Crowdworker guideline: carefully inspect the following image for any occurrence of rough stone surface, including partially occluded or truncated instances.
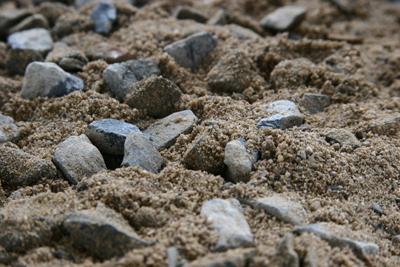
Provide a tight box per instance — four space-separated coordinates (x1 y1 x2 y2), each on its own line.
275 234 300 267
103 59 160 101
0 9 31 36
86 118 140 155
125 76 182 118
144 110 198 150
173 6 207 23
300 93 331 114
0 113 19 143
260 5 306 32
7 28 53 53
164 31 217 70
201 198 254 251
90 2 117 35
223 139 253 183
46 42 88 71
8 14 49 34
6 48 43 75
325 128 361 148
53 134 106 184
21 62 84 99
121 132 164 173
257 100 305 129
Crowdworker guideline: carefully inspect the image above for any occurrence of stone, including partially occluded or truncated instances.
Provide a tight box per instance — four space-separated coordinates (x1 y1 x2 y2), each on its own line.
300 93 331 114
86 118 140 155
164 32 217 70
371 202 383 215
257 100 305 129
85 42 135 63
201 198 254 250
103 59 160 101
227 24 261 40
327 0 358 15
0 143 56 189
173 6 208 23
90 1 117 35
21 62 84 99
6 48 44 75
275 234 300 267
38 2 73 26
208 9 229 25
144 110 198 150
0 9 31 36
53 11 92 38
125 76 182 118
7 28 53 53
46 42 88 71
250 195 307 225
121 132 164 173
167 247 187 267
8 14 49 34
325 129 361 148
0 113 19 143
260 5 306 32
223 140 253 183
357 114 400 136
53 134 106 184
63 205 150 260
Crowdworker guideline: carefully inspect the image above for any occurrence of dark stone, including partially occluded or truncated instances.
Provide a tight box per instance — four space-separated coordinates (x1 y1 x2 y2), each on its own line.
173 6 208 23
90 2 117 35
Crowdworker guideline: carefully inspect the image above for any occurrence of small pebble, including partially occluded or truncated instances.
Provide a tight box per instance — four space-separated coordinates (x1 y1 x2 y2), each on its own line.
224 139 253 183
90 1 117 35
46 42 88 71
371 202 383 215
8 14 49 34
257 100 305 129
0 113 19 143
325 128 361 148
300 93 331 114
173 6 208 23
260 5 306 32
7 28 53 53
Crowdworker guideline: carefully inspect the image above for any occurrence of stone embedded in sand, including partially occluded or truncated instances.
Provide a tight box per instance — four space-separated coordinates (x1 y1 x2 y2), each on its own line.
21 62 84 99
270 58 317 89
275 233 300 267
86 118 140 156
164 31 217 70
103 59 160 101
260 5 306 32
125 76 182 118
90 1 117 35
0 9 31 36
53 134 106 184
121 132 164 173
46 42 88 71
357 114 400 136
63 205 150 260
144 110 198 150
201 198 254 250
325 128 361 148
371 202 383 215
187 249 255 267
7 28 53 52
300 93 331 114
223 140 253 183
208 9 229 25
257 100 305 129
173 6 208 23
8 14 49 34
0 113 19 143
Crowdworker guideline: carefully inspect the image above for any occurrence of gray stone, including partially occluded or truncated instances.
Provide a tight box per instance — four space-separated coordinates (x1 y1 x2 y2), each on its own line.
121 132 164 173
0 113 19 143
103 59 160 101
86 118 140 155
325 128 361 148
201 198 253 250
164 32 217 70
224 140 253 183
90 2 117 35
0 9 31 36
227 24 261 40
8 14 49 34
208 9 229 25
300 93 331 114
173 6 208 23
63 205 150 260
21 62 84 99
46 42 88 72
144 110 198 150
276 233 300 267
53 134 106 184
167 246 187 267
7 28 53 53
371 202 383 215
257 100 305 129
250 195 307 225
260 5 306 32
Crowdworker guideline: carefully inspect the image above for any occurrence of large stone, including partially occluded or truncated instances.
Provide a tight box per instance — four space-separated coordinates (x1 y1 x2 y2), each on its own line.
257 100 305 129
201 198 254 251
325 128 361 148
90 1 117 35
173 6 208 23
0 113 19 143
7 28 53 53
300 93 331 114
144 110 198 150
8 14 49 34
164 32 217 70
53 134 106 184
46 42 88 71
21 62 84 99
224 140 253 183
86 118 140 155
121 132 164 173
103 59 160 101
260 5 306 32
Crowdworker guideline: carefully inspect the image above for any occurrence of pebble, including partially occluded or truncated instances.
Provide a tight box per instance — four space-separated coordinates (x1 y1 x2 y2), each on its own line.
0 9 31 36
325 128 361 148
208 9 229 25
223 140 253 183
86 118 140 155
371 202 383 215
7 28 53 53
260 5 306 32
257 100 305 129
125 76 182 118
144 110 198 150
201 198 254 250
173 6 208 23
357 114 400 136
53 134 106 184
21 62 84 99
8 14 49 34
121 132 164 173
275 233 300 267
86 42 135 63
63 205 150 260
164 31 217 70
300 93 331 114
46 42 88 71
90 1 117 35
103 59 160 101
0 113 19 143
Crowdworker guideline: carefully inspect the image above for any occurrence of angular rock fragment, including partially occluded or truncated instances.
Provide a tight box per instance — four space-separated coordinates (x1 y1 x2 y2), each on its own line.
9 14 49 34
257 100 305 129
144 110 198 150
300 93 331 114
201 198 254 250
53 135 106 184
86 42 135 63
121 132 164 173
90 1 117 35
325 128 360 148
0 113 19 143
86 118 140 155
7 28 53 53
46 42 88 71
21 62 84 99
224 139 253 183
0 9 31 36
103 59 160 101
173 6 207 23
164 32 217 70
260 5 306 32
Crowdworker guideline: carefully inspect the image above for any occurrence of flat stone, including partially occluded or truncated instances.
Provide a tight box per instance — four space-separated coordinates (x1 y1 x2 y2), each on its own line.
46 42 88 71
0 9 31 36
325 129 361 148
224 140 253 183
260 5 306 32
85 42 135 63
53 134 106 184
7 28 53 53
125 76 182 118
371 202 383 215
121 132 164 173
300 93 331 114
21 62 84 99
208 9 229 25
103 59 160 101
164 32 217 70
201 198 254 250
0 113 19 143
63 205 150 260
86 118 140 155
8 14 49 34
173 6 208 23
144 110 198 150
90 1 117 35
250 195 307 225
257 100 305 129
